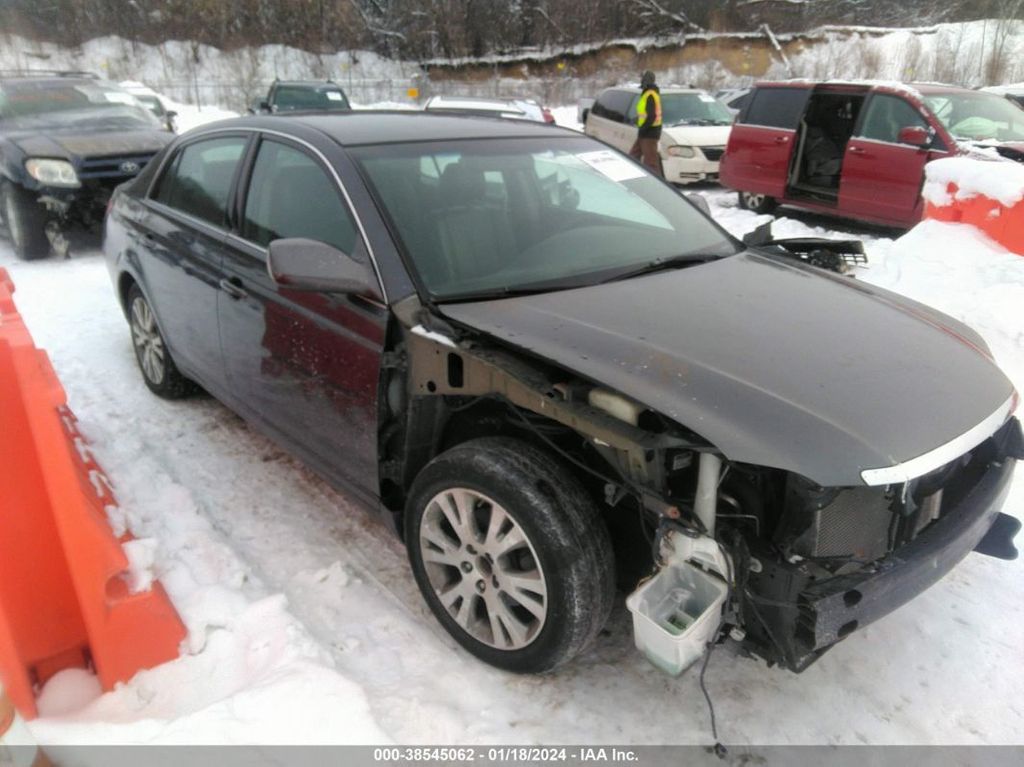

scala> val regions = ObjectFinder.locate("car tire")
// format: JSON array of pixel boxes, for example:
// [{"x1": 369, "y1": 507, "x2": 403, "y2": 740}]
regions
[
  {"x1": 406, "y1": 436, "x2": 615, "y2": 673},
  {"x1": 1, "y1": 182, "x2": 50, "y2": 260},
  {"x1": 738, "y1": 190, "x2": 777, "y2": 214},
  {"x1": 126, "y1": 284, "x2": 196, "y2": 399}
]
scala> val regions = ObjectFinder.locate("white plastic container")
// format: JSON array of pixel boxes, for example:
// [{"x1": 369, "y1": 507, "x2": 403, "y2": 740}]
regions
[{"x1": 626, "y1": 562, "x2": 728, "y2": 676}]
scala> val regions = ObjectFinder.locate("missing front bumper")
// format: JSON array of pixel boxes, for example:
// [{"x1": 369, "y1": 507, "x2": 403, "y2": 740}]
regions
[{"x1": 743, "y1": 453, "x2": 1017, "y2": 672}]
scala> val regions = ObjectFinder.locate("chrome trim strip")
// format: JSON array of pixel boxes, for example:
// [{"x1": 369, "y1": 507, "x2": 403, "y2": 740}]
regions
[
  {"x1": 861, "y1": 394, "x2": 1015, "y2": 485},
  {"x1": 734, "y1": 123, "x2": 796, "y2": 133}
]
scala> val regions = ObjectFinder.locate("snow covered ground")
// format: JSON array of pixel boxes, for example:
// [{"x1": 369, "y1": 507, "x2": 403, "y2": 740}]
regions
[{"x1": 3, "y1": 183, "x2": 1023, "y2": 747}]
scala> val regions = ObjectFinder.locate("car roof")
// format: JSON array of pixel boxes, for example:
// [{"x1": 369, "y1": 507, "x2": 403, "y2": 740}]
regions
[
  {"x1": 197, "y1": 111, "x2": 578, "y2": 146},
  {"x1": 750, "y1": 79, "x2": 977, "y2": 97},
  {"x1": 426, "y1": 95, "x2": 525, "y2": 112},
  {"x1": 275, "y1": 80, "x2": 345, "y2": 89}
]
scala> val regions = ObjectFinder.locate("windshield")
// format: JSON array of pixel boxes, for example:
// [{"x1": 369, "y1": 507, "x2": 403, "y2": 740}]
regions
[
  {"x1": 274, "y1": 85, "x2": 350, "y2": 112},
  {"x1": 135, "y1": 94, "x2": 166, "y2": 116},
  {"x1": 353, "y1": 137, "x2": 738, "y2": 300},
  {"x1": 924, "y1": 92, "x2": 1024, "y2": 141},
  {"x1": 0, "y1": 80, "x2": 162, "y2": 129},
  {"x1": 660, "y1": 93, "x2": 734, "y2": 126}
]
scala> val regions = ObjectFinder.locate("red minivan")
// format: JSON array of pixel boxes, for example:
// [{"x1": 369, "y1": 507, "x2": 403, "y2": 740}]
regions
[{"x1": 720, "y1": 80, "x2": 1024, "y2": 228}]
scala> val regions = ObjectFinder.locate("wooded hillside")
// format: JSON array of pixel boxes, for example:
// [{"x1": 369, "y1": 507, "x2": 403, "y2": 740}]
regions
[{"x1": 1, "y1": 0, "x2": 1018, "y2": 61}]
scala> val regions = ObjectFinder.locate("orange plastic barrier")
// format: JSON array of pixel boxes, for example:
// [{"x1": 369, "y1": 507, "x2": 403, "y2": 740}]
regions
[
  {"x1": 0, "y1": 268, "x2": 185, "y2": 719},
  {"x1": 924, "y1": 181, "x2": 1024, "y2": 256}
]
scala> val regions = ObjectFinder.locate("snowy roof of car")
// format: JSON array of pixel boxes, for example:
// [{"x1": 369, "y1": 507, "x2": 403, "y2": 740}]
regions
[
  {"x1": 753, "y1": 78, "x2": 973, "y2": 99},
  {"x1": 425, "y1": 95, "x2": 527, "y2": 114},
  {"x1": 218, "y1": 111, "x2": 575, "y2": 146}
]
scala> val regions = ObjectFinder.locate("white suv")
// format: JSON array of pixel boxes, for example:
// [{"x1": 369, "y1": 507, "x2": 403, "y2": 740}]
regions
[{"x1": 584, "y1": 86, "x2": 734, "y2": 184}]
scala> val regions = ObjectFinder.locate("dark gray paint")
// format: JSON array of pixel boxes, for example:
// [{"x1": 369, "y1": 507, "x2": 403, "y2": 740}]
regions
[{"x1": 442, "y1": 251, "x2": 1015, "y2": 487}]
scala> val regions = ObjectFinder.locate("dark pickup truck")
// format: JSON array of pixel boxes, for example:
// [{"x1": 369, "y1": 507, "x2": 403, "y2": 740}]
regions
[{"x1": 0, "y1": 71, "x2": 173, "y2": 259}]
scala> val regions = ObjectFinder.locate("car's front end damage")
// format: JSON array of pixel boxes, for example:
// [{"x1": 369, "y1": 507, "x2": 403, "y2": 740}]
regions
[
  {"x1": 739, "y1": 416, "x2": 1021, "y2": 670},
  {"x1": 384, "y1": 249, "x2": 1023, "y2": 675}
]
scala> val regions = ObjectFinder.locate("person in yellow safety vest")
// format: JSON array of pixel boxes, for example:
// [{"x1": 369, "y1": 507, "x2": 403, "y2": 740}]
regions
[{"x1": 630, "y1": 70, "x2": 664, "y2": 177}]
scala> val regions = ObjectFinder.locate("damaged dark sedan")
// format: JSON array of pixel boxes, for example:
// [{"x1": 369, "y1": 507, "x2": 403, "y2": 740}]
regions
[
  {"x1": 103, "y1": 112, "x2": 1023, "y2": 676},
  {"x1": 1, "y1": 72, "x2": 173, "y2": 259}
]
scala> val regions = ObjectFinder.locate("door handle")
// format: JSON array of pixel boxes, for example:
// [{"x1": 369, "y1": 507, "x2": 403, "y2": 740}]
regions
[
  {"x1": 774, "y1": 136, "x2": 789, "y2": 144},
  {"x1": 219, "y1": 277, "x2": 248, "y2": 300},
  {"x1": 849, "y1": 146, "x2": 866, "y2": 155}
]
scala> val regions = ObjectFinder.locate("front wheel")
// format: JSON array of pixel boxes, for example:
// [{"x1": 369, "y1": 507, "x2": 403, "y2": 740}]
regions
[
  {"x1": 406, "y1": 437, "x2": 615, "y2": 673},
  {"x1": 738, "y1": 190, "x2": 777, "y2": 214},
  {"x1": 1, "y1": 182, "x2": 49, "y2": 260}
]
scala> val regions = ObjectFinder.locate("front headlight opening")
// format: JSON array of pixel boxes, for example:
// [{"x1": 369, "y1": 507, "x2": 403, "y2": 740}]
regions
[
  {"x1": 25, "y1": 158, "x2": 80, "y2": 188},
  {"x1": 667, "y1": 145, "x2": 696, "y2": 158}
]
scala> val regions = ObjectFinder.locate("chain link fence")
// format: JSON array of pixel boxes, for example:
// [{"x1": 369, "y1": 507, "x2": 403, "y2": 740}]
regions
[{"x1": 151, "y1": 73, "x2": 619, "y2": 112}]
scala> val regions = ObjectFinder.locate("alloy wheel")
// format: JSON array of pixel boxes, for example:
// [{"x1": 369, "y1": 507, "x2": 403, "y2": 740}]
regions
[
  {"x1": 419, "y1": 487, "x2": 548, "y2": 650},
  {"x1": 130, "y1": 295, "x2": 166, "y2": 385}
]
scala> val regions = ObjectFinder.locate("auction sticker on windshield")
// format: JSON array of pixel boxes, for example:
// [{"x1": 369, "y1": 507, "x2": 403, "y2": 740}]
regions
[{"x1": 577, "y1": 150, "x2": 647, "y2": 182}]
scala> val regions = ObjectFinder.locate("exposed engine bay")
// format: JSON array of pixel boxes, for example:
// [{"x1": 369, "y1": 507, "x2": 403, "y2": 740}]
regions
[{"x1": 385, "y1": 308, "x2": 1023, "y2": 674}]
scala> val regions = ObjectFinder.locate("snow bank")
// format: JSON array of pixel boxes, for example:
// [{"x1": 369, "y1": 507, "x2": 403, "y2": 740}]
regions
[
  {"x1": 922, "y1": 156, "x2": 1024, "y2": 208},
  {"x1": 26, "y1": 422, "x2": 390, "y2": 744},
  {"x1": 865, "y1": 220, "x2": 1024, "y2": 387}
]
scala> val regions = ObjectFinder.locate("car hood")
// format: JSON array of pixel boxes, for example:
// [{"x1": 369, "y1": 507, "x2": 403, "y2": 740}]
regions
[
  {"x1": 661, "y1": 124, "x2": 731, "y2": 147},
  {"x1": 12, "y1": 130, "x2": 172, "y2": 161},
  {"x1": 440, "y1": 252, "x2": 1015, "y2": 486}
]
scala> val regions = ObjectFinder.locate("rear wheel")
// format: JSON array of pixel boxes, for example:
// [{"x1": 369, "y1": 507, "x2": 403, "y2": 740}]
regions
[
  {"x1": 1, "y1": 182, "x2": 49, "y2": 260},
  {"x1": 127, "y1": 284, "x2": 196, "y2": 399},
  {"x1": 738, "y1": 190, "x2": 777, "y2": 214},
  {"x1": 406, "y1": 437, "x2": 615, "y2": 673}
]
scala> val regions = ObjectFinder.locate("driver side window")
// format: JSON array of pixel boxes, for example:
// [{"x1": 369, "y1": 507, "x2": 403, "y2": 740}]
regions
[
  {"x1": 241, "y1": 139, "x2": 359, "y2": 257},
  {"x1": 858, "y1": 94, "x2": 927, "y2": 144}
]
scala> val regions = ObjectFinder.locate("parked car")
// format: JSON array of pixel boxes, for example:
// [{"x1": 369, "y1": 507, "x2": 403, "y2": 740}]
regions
[
  {"x1": 250, "y1": 80, "x2": 352, "y2": 114},
  {"x1": 714, "y1": 87, "x2": 752, "y2": 114},
  {"x1": 584, "y1": 86, "x2": 734, "y2": 184},
  {"x1": 720, "y1": 80, "x2": 1024, "y2": 227},
  {"x1": 0, "y1": 71, "x2": 173, "y2": 259},
  {"x1": 424, "y1": 95, "x2": 555, "y2": 123},
  {"x1": 105, "y1": 112, "x2": 1022, "y2": 676},
  {"x1": 120, "y1": 80, "x2": 178, "y2": 132},
  {"x1": 981, "y1": 83, "x2": 1024, "y2": 110}
]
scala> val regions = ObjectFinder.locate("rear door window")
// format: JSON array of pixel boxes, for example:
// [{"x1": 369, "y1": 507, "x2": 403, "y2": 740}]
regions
[
  {"x1": 241, "y1": 138, "x2": 359, "y2": 256},
  {"x1": 152, "y1": 136, "x2": 247, "y2": 227},
  {"x1": 858, "y1": 94, "x2": 928, "y2": 143},
  {"x1": 592, "y1": 90, "x2": 635, "y2": 123},
  {"x1": 741, "y1": 88, "x2": 810, "y2": 129}
]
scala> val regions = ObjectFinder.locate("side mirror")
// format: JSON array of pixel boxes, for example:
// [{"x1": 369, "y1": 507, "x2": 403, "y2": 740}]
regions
[
  {"x1": 580, "y1": 108, "x2": 589, "y2": 124},
  {"x1": 898, "y1": 125, "x2": 930, "y2": 147},
  {"x1": 249, "y1": 98, "x2": 270, "y2": 114},
  {"x1": 166, "y1": 110, "x2": 178, "y2": 119},
  {"x1": 685, "y1": 193, "x2": 711, "y2": 217},
  {"x1": 267, "y1": 238, "x2": 376, "y2": 295}
]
